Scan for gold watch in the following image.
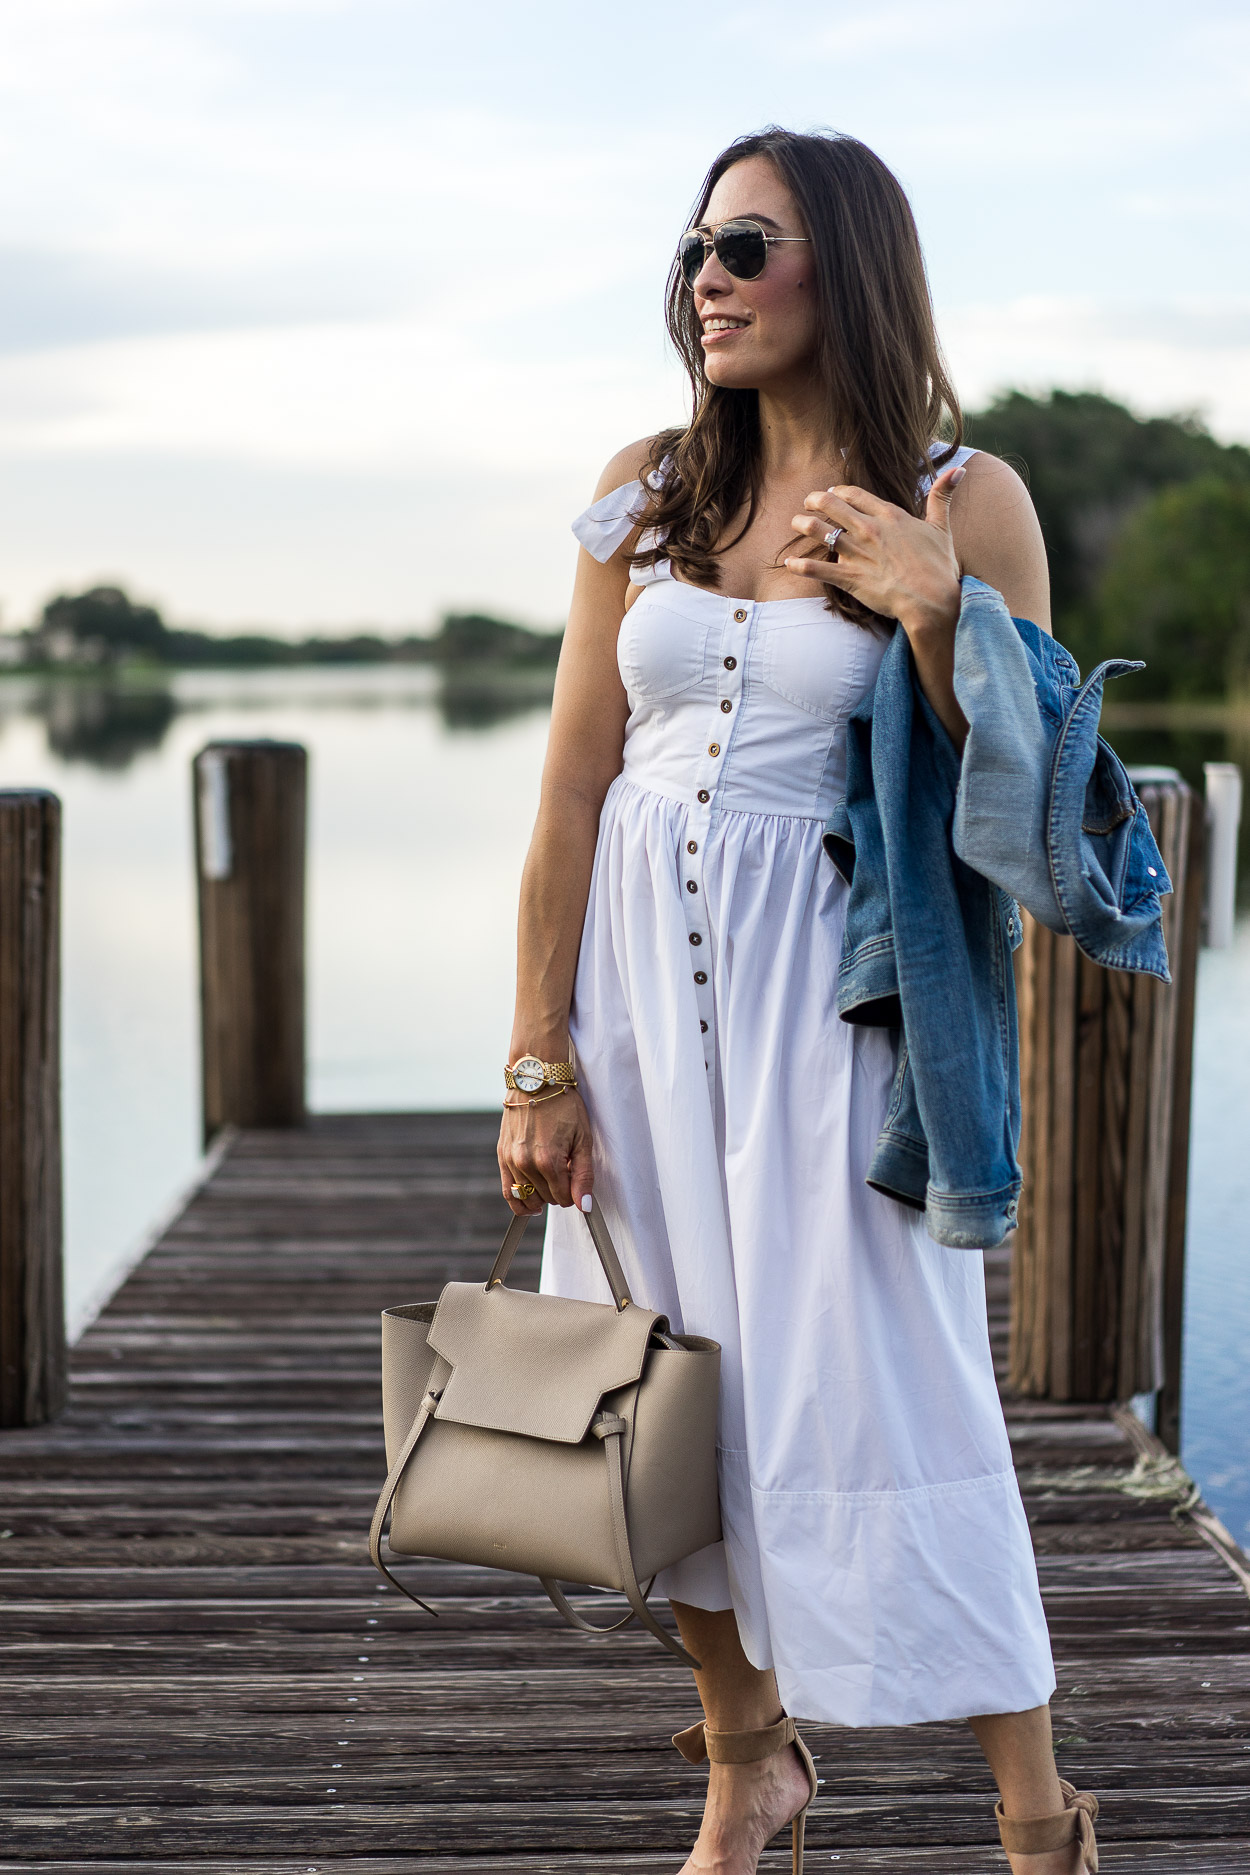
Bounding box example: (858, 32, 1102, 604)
(505, 1054, 577, 1096)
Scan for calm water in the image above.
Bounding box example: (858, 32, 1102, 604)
(0, 670, 1247, 1543)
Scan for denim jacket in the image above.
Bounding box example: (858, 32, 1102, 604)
(823, 576, 1171, 1250)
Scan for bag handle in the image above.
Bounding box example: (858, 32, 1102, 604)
(486, 1196, 634, 1312)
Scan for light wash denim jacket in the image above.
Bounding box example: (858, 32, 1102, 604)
(823, 576, 1171, 1251)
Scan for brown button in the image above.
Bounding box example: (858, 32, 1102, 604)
(687, 840, 698, 854)
(697, 789, 710, 803)
(708, 742, 720, 756)
(720, 698, 732, 713)
(686, 880, 698, 893)
(724, 656, 737, 670)
(733, 608, 747, 622)
(689, 931, 702, 945)
(700, 1019, 708, 1033)
(694, 970, 708, 984)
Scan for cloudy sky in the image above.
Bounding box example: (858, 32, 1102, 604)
(1, 0, 1247, 632)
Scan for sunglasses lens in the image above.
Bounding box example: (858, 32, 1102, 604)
(678, 231, 706, 289)
(714, 220, 768, 280)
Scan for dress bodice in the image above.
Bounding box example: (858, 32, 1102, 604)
(615, 576, 883, 822)
(571, 444, 977, 824)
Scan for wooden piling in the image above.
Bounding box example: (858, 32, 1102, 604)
(0, 789, 65, 1428)
(194, 741, 307, 1144)
(1010, 774, 1200, 1416)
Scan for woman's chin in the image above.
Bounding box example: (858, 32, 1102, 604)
(703, 356, 765, 392)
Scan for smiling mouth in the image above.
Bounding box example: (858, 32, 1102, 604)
(702, 317, 749, 340)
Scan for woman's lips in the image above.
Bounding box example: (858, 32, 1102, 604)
(701, 319, 749, 346)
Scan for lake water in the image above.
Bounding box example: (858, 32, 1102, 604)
(1, 669, 1247, 1546)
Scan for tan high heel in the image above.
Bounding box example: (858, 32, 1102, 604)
(673, 1715, 819, 1875)
(995, 1779, 1099, 1872)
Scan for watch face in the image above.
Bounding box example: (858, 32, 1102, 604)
(513, 1055, 545, 1093)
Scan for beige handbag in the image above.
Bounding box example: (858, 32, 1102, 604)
(369, 1198, 721, 1666)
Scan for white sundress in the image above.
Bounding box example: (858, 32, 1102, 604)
(540, 450, 1056, 1728)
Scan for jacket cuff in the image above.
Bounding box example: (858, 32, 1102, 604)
(865, 1129, 929, 1210)
(923, 1183, 1021, 1251)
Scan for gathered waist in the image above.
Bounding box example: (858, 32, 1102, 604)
(610, 768, 835, 828)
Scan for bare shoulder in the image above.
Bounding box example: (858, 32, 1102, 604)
(593, 435, 661, 502)
(952, 449, 1052, 633)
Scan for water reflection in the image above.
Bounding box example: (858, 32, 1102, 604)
(38, 683, 178, 768)
(0, 666, 556, 770)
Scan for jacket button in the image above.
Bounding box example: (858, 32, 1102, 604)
(700, 1019, 708, 1033)
(687, 840, 698, 853)
(686, 880, 698, 893)
(708, 742, 720, 756)
(694, 970, 707, 984)
(689, 932, 702, 945)
(720, 699, 732, 713)
(733, 608, 747, 622)
(723, 656, 737, 670)
(697, 789, 710, 803)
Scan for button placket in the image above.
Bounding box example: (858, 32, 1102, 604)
(682, 599, 753, 1077)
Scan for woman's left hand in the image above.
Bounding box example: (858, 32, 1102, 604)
(785, 462, 965, 637)
(785, 462, 970, 748)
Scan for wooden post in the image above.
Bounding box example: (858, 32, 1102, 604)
(0, 790, 65, 1428)
(1010, 774, 1200, 1411)
(194, 742, 307, 1144)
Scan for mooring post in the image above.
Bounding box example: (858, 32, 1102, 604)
(194, 741, 307, 1144)
(0, 789, 65, 1428)
(1009, 771, 1202, 1424)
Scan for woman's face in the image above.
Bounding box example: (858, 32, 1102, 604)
(687, 155, 819, 392)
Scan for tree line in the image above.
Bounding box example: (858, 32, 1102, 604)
(964, 390, 1250, 701)
(19, 390, 1250, 702)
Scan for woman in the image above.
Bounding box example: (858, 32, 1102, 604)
(497, 128, 1098, 1875)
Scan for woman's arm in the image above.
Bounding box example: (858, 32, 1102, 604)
(497, 440, 650, 1216)
(785, 452, 1051, 748)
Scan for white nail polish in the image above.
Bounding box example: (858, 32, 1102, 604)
(580, 1194, 593, 1212)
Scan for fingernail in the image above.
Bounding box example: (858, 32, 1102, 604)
(580, 1194, 593, 1212)
(950, 465, 966, 485)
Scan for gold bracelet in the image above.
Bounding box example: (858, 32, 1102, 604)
(502, 1083, 576, 1109)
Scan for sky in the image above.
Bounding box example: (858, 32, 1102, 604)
(0, 0, 1247, 634)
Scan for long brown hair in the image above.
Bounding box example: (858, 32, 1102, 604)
(631, 128, 961, 626)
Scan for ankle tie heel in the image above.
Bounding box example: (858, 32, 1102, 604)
(672, 1716, 818, 1875)
(995, 1778, 1099, 1872)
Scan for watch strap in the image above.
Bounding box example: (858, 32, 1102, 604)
(504, 1056, 577, 1092)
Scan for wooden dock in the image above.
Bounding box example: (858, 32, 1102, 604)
(3, 1110, 1250, 1872)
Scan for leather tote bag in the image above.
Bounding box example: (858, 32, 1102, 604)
(369, 1198, 721, 1666)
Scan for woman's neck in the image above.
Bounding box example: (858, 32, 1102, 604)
(755, 374, 838, 484)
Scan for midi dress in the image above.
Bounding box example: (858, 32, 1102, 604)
(539, 451, 1057, 1728)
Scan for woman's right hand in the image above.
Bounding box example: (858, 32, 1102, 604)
(498, 1089, 595, 1216)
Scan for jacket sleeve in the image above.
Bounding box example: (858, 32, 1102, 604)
(949, 577, 1068, 933)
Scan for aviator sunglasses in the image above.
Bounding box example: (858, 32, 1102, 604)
(678, 218, 810, 289)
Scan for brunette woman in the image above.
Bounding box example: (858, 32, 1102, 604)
(498, 128, 1098, 1875)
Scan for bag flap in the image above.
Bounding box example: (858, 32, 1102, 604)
(426, 1281, 662, 1444)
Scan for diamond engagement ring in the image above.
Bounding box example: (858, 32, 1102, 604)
(824, 527, 845, 550)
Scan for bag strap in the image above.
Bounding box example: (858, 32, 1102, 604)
(486, 1197, 634, 1311)
(367, 1356, 453, 1615)
(541, 1411, 701, 1670)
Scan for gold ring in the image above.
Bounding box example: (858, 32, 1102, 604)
(511, 1180, 538, 1201)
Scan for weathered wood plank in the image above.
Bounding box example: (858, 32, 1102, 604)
(1, 1112, 1248, 1867)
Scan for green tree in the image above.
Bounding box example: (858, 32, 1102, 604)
(963, 391, 1250, 669)
(1092, 478, 1250, 701)
(40, 585, 169, 657)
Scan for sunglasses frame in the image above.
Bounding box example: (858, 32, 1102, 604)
(678, 218, 811, 290)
